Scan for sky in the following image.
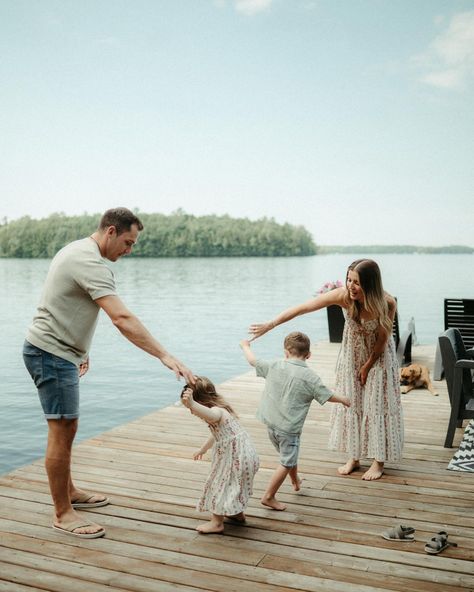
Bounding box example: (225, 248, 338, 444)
(1, 0, 473, 246)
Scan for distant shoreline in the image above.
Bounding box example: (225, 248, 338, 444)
(318, 245, 473, 255)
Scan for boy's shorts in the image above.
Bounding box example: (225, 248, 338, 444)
(267, 426, 300, 468)
(23, 340, 80, 420)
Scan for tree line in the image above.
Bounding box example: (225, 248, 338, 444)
(0, 211, 317, 258)
(318, 245, 474, 254)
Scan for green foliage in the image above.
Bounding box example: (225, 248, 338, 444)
(0, 212, 317, 258)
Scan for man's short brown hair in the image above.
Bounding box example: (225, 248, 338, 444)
(98, 208, 144, 235)
(284, 331, 311, 357)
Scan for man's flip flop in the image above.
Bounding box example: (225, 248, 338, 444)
(382, 524, 415, 541)
(71, 493, 110, 509)
(425, 531, 458, 555)
(53, 520, 105, 539)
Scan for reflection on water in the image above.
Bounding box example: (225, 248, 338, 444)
(1, 254, 472, 474)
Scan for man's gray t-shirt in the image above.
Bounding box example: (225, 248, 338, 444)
(26, 238, 117, 365)
(255, 358, 333, 435)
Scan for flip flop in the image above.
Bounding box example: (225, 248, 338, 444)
(71, 493, 110, 509)
(52, 520, 105, 539)
(425, 531, 458, 555)
(382, 524, 415, 541)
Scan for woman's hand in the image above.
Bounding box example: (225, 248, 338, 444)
(359, 363, 371, 386)
(248, 321, 274, 341)
(193, 450, 204, 461)
(181, 388, 194, 409)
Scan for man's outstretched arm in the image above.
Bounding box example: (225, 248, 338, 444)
(96, 294, 194, 384)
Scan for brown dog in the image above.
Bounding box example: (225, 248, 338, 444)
(400, 364, 438, 396)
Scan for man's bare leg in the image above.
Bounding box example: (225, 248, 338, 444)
(338, 458, 360, 475)
(261, 464, 290, 510)
(46, 419, 103, 535)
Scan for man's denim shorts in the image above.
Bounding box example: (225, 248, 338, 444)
(267, 426, 300, 468)
(23, 340, 80, 420)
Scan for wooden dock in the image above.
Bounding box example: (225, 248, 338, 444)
(1, 342, 473, 592)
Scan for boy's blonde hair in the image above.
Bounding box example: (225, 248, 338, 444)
(182, 376, 237, 417)
(284, 331, 311, 358)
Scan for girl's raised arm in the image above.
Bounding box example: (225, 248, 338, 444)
(181, 389, 223, 424)
(249, 287, 346, 340)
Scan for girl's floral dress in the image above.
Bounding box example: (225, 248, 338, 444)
(197, 409, 259, 515)
(329, 310, 404, 462)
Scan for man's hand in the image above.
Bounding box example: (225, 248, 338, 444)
(239, 339, 251, 349)
(79, 358, 90, 377)
(160, 354, 195, 385)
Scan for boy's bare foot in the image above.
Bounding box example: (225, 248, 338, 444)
(362, 460, 384, 481)
(261, 496, 286, 511)
(226, 512, 246, 523)
(338, 459, 360, 475)
(291, 476, 303, 491)
(196, 521, 224, 534)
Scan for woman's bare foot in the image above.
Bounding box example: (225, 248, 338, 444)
(362, 460, 384, 480)
(226, 512, 246, 523)
(196, 519, 224, 534)
(261, 496, 286, 511)
(338, 459, 360, 475)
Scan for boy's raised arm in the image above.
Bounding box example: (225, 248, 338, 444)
(328, 394, 351, 408)
(240, 339, 257, 367)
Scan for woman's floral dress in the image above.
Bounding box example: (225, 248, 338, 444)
(197, 410, 259, 515)
(328, 310, 404, 462)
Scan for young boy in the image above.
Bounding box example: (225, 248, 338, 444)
(240, 331, 350, 511)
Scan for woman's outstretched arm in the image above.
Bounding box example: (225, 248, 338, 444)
(249, 287, 346, 340)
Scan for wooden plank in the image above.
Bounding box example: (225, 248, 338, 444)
(0, 343, 473, 592)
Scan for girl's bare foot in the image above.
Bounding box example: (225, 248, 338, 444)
(338, 459, 360, 475)
(291, 476, 303, 491)
(196, 520, 224, 534)
(261, 496, 286, 511)
(226, 512, 246, 523)
(362, 460, 384, 481)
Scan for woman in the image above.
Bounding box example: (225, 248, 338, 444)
(249, 259, 403, 481)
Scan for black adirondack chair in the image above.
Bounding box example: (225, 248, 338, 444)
(434, 298, 474, 380)
(438, 328, 474, 448)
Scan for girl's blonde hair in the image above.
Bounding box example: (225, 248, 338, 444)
(183, 376, 237, 417)
(344, 259, 393, 336)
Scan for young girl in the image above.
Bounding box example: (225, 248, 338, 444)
(181, 376, 259, 533)
(249, 259, 403, 481)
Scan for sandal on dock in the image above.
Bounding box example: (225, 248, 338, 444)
(71, 493, 110, 509)
(424, 531, 457, 555)
(382, 524, 415, 541)
(53, 520, 105, 539)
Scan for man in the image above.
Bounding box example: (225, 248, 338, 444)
(23, 207, 194, 538)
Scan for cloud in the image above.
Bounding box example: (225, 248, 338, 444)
(414, 10, 474, 90)
(215, 0, 273, 16)
(235, 0, 273, 15)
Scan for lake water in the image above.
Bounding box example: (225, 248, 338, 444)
(1, 254, 472, 475)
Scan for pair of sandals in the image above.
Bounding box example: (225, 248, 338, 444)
(382, 525, 457, 555)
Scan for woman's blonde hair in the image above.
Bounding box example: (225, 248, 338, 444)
(182, 376, 237, 417)
(344, 259, 393, 336)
